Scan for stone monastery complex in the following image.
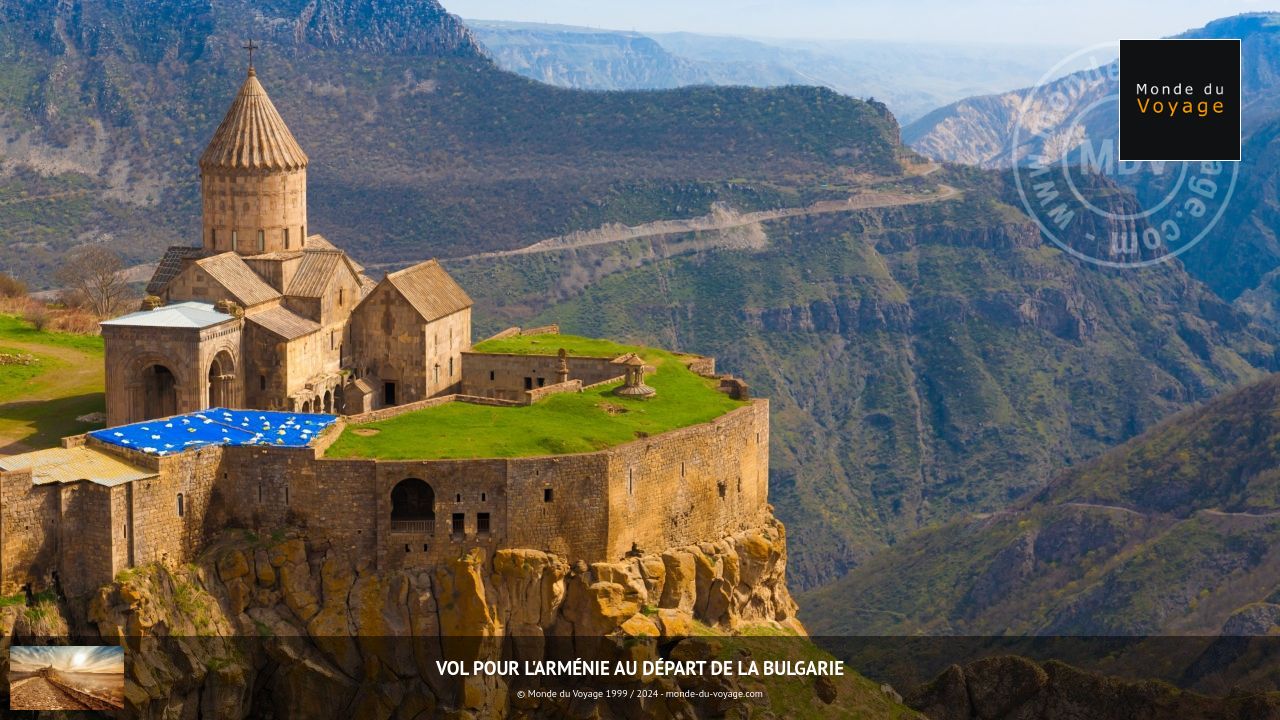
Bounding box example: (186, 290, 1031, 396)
(0, 67, 769, 603)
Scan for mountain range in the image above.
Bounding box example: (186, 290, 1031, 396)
(903, 13, 1280, 168)
(6, 0, 1280, 642)
(802, 366, 1280, 640)
(0, 0, 899, 289)
(468, 19, 1083, 125)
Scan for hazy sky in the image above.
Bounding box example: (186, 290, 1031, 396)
(9, 646, 124, 674)
(441, 1, 1275, 46)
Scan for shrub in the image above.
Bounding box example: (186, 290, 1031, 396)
(0, 273, 26, 298)
(22, 303, 49, 331)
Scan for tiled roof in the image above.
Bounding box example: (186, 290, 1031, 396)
(384, 260, 473, 322)
(0, 446, 157, 487)
(304, 234, 337, 251)
(101, 301, 234, 329)
(199, 69, 309, 172)
(146, 246, 207, 296)
(195, 253, 281, 307)
(286, 250, 343, 298)
(247, 305, 320, 340)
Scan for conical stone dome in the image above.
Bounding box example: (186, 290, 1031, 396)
(199, 69, 309, 172)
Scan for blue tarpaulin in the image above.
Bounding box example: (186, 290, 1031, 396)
(89, 408, 338, 456)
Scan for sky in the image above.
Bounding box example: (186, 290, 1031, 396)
(441, 1, 1276, 46)
(9, 646, 124, 674)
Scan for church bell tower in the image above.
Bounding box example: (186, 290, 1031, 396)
(199, 53, 309, 257)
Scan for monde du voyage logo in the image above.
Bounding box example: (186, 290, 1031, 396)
(1013, 39, 1241, 268)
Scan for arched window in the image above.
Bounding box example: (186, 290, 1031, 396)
(257, 229, 265, 253)
(177, 493, 185, 517)
(391, 478, 435, 534)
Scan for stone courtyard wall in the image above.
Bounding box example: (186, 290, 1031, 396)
(0, 470, 57, 595)
(460, 352, 625, 401)
(1, 399, 769, 597)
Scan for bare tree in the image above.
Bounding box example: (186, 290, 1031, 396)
(55, 245, 130, 318)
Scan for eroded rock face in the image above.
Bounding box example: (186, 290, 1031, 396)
(84, 519, 801, 719)
(907, 655, 1280, 720)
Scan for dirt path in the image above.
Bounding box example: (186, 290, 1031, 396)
(9, 676, 95, 711)
(361, 182, 960, 272)
(452, 184, 960, 262)
(0, 189, 89, 207)
(1063, 501, 1147, 517)
(1200, 508, 1280, 519)
(0, 339, 102, 401)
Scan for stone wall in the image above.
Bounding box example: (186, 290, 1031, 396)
(459, 352, 625, 401)
(3, 396, 769, 598)
(57, 482, 115, 597)
(102, 320, 244, 426)
(0, 470, 57, 595)
(348, 286, 470, 407)
(603, 402, 769, 559)
(201, 167, 307, 255)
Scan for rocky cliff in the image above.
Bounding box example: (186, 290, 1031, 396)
(61, 518, 911, 719)
(908, 655, 1280, 720)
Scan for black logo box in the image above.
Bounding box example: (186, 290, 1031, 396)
(1118, 38, 1240, 162)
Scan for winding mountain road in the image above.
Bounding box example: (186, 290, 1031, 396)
(455, 184, 961, 262)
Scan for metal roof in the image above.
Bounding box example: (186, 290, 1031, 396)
(0, 446, 156, 487)
(101, 301, 234, 329)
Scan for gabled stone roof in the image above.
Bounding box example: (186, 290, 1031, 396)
(286, 249, 344, 298)
(246, 305, 320, 340)
(194, 253, 281, 307)
(146, 246, 208, 296)
(382, 260, 473, 322)
(199, 69, 309, 172)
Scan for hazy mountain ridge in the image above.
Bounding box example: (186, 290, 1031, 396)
(904, 13, 1280, 167)
(802, 368, 1280, 637)
(468, 20, 1079, 124)
(0, 0, 901, 288)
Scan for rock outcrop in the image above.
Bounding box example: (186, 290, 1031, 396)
(83, 519, 803, 719)
(908, 655, 1280, 720)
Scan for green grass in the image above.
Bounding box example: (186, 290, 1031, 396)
(0, 345, 47, 402)
(0, 315, 104, 353)
(326, 335, 743, 460)
(0, 314, 105, 450)
(473, 334, 641, 358)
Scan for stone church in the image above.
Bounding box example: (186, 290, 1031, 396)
(102, 65, 472, 426)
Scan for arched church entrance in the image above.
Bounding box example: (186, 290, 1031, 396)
(208, 351, 236, 408)
(141, 364, 178, 420)
(390, 478, 435, 534)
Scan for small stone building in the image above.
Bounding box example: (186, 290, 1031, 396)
(102, 66, 472, 426)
